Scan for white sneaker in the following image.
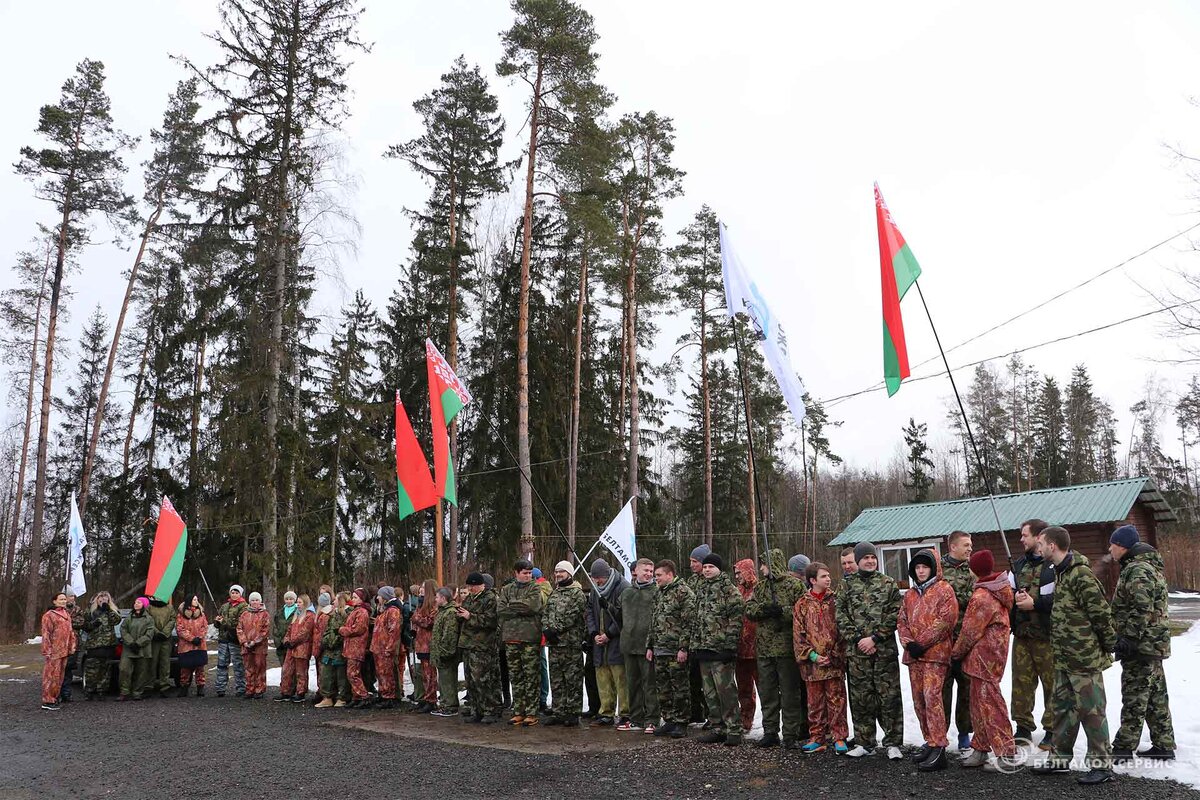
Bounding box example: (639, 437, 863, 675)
(846, 745, 875, 758)
(887, 746, 903, 761)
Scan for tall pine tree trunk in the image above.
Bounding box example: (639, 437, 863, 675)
(446, 175, 460, 583)
(700, 288, 713, 545)
(516, 66, 543, 548)
(567, 246, 588, 549)
(187, 330, 207, 524)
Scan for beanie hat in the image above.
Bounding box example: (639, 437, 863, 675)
(690, 543, 712, 562)
(969, 549, 995, 578)
(853, 542, 877, 564)
(353, 588, 370, 606)
(134, 596, 149, 610)
(590, 558, 613, 579)
(514, 558, 533, 572)
(248, 591, 262, 603)
(481, 574, 495, 589)
(465, 572, 485, 586)
(230, 584, 244, 595)
(317, 592, 331, 608)
(283, 591, 297, 603)
(787, 554, 811, 574)
(1110, 524, 1139, 549)
(554, 560, 574, 575)
(377, 585, 396, 602)
(702, 552, 724, 570)
(531, 567, 543, 579)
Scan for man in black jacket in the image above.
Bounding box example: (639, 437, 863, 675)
(1011, 518, 1056, 749)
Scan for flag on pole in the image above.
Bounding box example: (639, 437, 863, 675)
(146, 496, 187, 603)
(875, 183, 923, 396)
(597, 498, 637, 581)
(66, 492, 87, 597)
(719, 221, 807, 425)
(395, 390, 437, 520)
(426, 338, 472, 506)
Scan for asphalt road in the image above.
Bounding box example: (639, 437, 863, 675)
(1, 675, 1197, 800)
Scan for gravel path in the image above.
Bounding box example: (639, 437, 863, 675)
(1, 675, 1196, 800)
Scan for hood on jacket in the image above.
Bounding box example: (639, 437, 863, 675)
(734, 558, 758, 597)
(907, 548, 943, 590)
(976, 572, 1015, 610)
(1121, 542, 1164, 570)
(1055, 551, 1091, 575)
(761, 548, 788, 578)
(148, 598, 169, 608)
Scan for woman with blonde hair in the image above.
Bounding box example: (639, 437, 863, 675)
(280, 593, 315, 702)
(316, 592, 351, 708)
(83, 591, 121, 699)
(176, 595, 210, 696)
(411, 578, 440, 712)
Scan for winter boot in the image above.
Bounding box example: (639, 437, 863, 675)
(697, 731, 726, 745)
(911, 744, 932, 763)
(1077, 769, 1114, 785)
(195, 686, 205, 697)
(917, 747, 947, 772)
(756, 733, 780, 748)
(1110, 748, 1134, 764)
(177, 685, 189, 698)
(724, 733, 742, 746)
(1138, 746, 1176, 761)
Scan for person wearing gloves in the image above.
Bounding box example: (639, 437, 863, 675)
(273, 591, 299, 667)
(619, 557, 660, 733)
(118, 597, 154, 701)
(371, 586, 405, 709)
(340, 588, 372, 707)
(146, 594, 176, 697)
(793, 562, 848, 754)
(430, 587, 462, 717)
(897, 549, 959, 772)
(691, 553, 746, 746)
(458, 572, 501, 723)
(586, 558, 628, 727)
(952, 549, 1018, 772)
(237, 591, 271, 699)
(279, 593, 315, 703)
(744, 548, 809, 749)
(498, 559, 546, 726)
(39, 592, 76, 710)
(214, 584, 248, 697)
(176, 595, 210, 697)
(543, 560, 587, 726)
(836, 542, 904, 760)
(83, 591, 121, 700)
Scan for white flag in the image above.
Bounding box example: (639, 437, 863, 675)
(597, 498, 637, 582)
(66, 492, 87, 597)
(719, 222, 807, 425)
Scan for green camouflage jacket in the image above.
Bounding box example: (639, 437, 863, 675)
(648, 576, 695, 653)
(147, 599, 176, 641)
(618, 580, 658, 655)
(121, 612, 155, 659)
(273, 605, 298, 648)
(86, 607, 122, 649)
(744, 549, 807, 657)
(497, 579, 545, 644)
(459, 588, 498, 651)
(431, 604, 461, 663)
(1112, 543, 1171, 660)
(216, 599, 248, 643)
(67, 604, 87, 636)
(1011, 551, 1054, 640)
(544, 580, 586, 650)
(941, 553, 975, 637)
(690, 572, 745, 655)
(1050, 552, 1116, 673)
(835, 567, 901, 658)
(321, 607, 348, 659)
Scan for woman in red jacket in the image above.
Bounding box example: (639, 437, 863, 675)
(340, 588, 371, 706)
(411, 578, 439, 712)
(237, 591, 271, 699)
(40, 592, 77, 710)
(280, 593, 314, 702)
(176, 596, 210, 697)
(733, 558, 758, 732)
(898, 549, 959, 771)
(953, 549, 1017, 769)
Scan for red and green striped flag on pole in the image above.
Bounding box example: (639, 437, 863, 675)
(146, 496, 186, 603)
(876, 183, 923, 396)
(395, 391, 437, 520)
(425, 338, 471, 506)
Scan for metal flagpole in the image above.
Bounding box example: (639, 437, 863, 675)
(913, 281, 1014, 565)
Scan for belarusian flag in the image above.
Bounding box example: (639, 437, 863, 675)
(395, 391, 437, 520)
(146, 496, 186, 603)
(876, 183, 922, 396)
(425, 338, 471, 506)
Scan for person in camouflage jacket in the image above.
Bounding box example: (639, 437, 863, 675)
(315, 594, 351, 707)
(458, 573, 501, 720)
(431, 588, 462, 714)
(58, 594, 86, 701)
(1011, 518, 1056, 745)
(498, 560, 545, 723)
(1108, 526, 1175, 759)
(83, 591, 121, 697)
(793, 562, 848, 751)
(647, 560, 696, 737)
(898, 549, 958, 762)
(118, 597, 155, 700)
(1035, 527, 1117, 783)
(213, 585, 248, 697)
(544, 561, 587, 724)
(836, 542, 903, 755)
(941, 531, 976, 745)
(744, 548, 808, 747)
(691, 553, 745, 744)
(146, 596, 176, 696)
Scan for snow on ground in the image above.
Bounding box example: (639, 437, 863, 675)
(1169, 591, 1199, 599)
(25, 636, 40, 645)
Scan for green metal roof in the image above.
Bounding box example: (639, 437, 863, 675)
(828, 477, 1177, 546)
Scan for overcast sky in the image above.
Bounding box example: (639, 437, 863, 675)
(3, 0, 1200, 475)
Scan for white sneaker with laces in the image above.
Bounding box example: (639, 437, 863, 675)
(846, 745, 875, 758)
(887, 746, 903, 761)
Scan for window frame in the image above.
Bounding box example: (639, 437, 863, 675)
(877, 541, 942, 587)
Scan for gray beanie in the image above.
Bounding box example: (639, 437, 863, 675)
(853, 542, 878, 564)
(248, 591, 262, 603)
(481, 573, 495, 589)
(690, 543, 712, 562)
(377, 585, 396, 602)
(590, 558, 613, 579)
(787, 554, 811, 574)
(317, 592, 331, 608)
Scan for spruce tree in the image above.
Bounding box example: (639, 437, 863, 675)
(903, 418, 935, 502)
(1032, 376, 1067, 488)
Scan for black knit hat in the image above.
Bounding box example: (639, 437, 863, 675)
(465, 572, 485, 586)
(701, 553, 723, 570)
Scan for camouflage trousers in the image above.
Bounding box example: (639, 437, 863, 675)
(805, 677, 849, 743)
(909, 661, 949, 747)
(969, 679, 1016, 757)
(736, 659, 757, 731)
(1113, 658, 1175, 750)
(656, 657, 691, 725)
(847, 654, 904, 748)
(280, 655, 308, 696)
(549, 646, 584, 717)
(346, 657, 369, 700)
(506, 643, 542, 717)
(1010, 636, 1054, 733)
(118, 654, 151, 697)
(318, 659, 350, 701)
(941, 661, 972, 735)
(41, 656, 66, 704)
(374, 652, 401, 700)
(465, 647, 501, 716)
(699, 659, 741, 736)
(83, 651, 112, 694)
(150, 637, 172, 691)
(436, 656, 460, 711)
(625, 655, 659, 726)
(757, 655, 808, 742)
(1051, 669, 1111, 768)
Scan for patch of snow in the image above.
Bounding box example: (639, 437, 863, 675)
(24, 636, 41, 645)
(0, 665, 11, 669)
(1169, 591, 1199, 600)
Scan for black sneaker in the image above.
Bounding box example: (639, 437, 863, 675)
(273, 695, 290, 702)
(560, 716, 580, 728)
(40, 702, 60, 710)
(1077, 769, 1114, 785)
(724, 734, 742, 747)
(216, 691, 225, 698)
(653, 722, 676, 737)
(697, 731, 726, 744)
(1137, 746, 1176, 761)
(669, 725, 686, 739)
(756, 733, 780, 748)
(911, 744, 932, 763)
(1014, 726, 1033, 743)
(1031, 758, 1072, 774)
(1110, 748, 1134, 764)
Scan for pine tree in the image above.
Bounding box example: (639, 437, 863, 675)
(1032, 376, 1067, 488)
(951, 364, 1011, 496)
(14, 58, 134, 635)
(1064, 364, 1099, 484)
(903, 418, 935, 502)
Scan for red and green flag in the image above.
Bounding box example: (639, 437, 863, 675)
(395, 391, 437, 520)
(876, 183, 923, 396)
(425, 338, 471, 506)
(145, 496, 186, 603)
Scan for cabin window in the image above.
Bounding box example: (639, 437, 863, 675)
(877, 542, 941, 584)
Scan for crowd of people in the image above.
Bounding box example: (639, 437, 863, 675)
(38, 520, 1175, 785)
